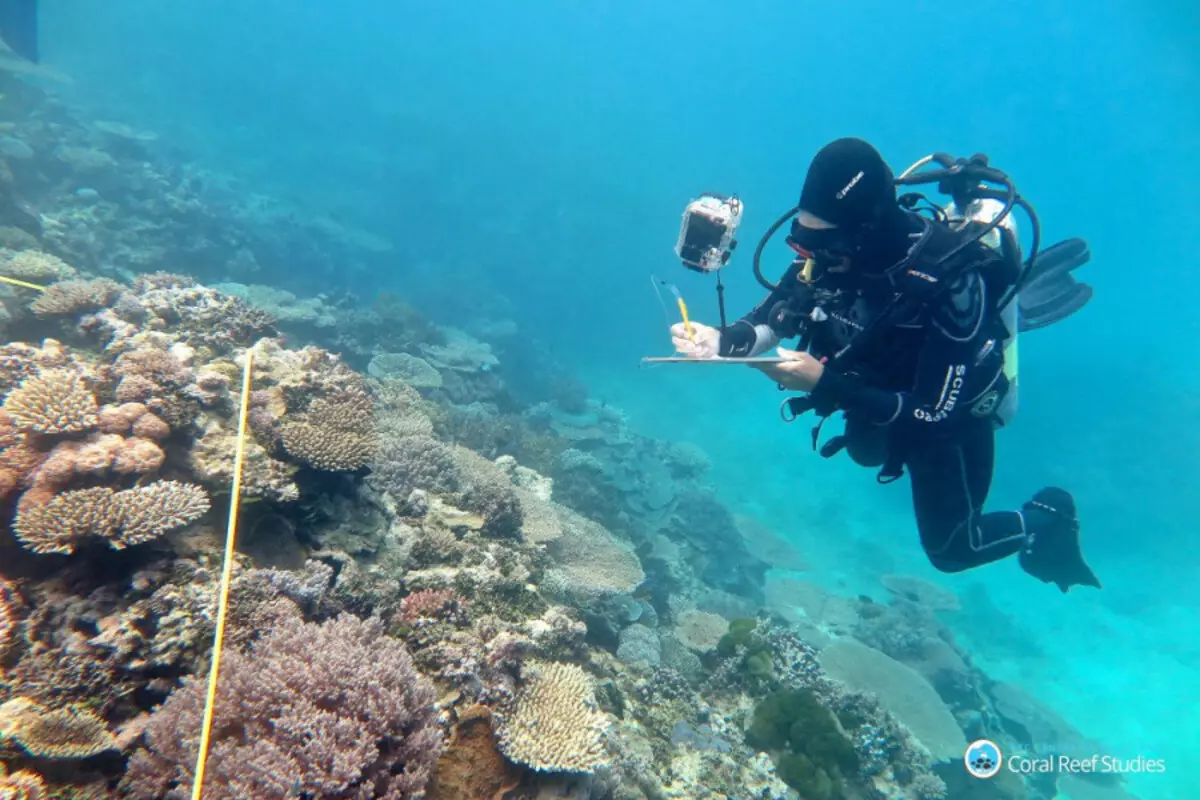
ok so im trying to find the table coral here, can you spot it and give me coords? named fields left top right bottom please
left=11, top=480, right=210, bottom=555
left=494, top=659, right=611, bottom=775
left=2, top=368, right=99, bottom=435
left=0, top=696, right=117, bottom=758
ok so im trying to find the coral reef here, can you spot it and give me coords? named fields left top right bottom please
left=0, top=78, right=1119, bottom=800
left=122, top=613, right=442, bottom=800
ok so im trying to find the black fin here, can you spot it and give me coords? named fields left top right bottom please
left=1019, top=488, right=1102, bottom=593
left=1018, top=281, right=1093, bottom=332
left=1017, top=238, right=1093, bottom=333
left=0, top=0, right=38, bottom=63
left=1024, top=238, right=1090, bottom=288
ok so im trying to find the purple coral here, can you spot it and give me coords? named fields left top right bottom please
left=121, top=613, right=442, bottom=800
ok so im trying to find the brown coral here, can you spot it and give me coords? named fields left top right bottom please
left=280, top=391, right=377, bottom=471
left=2, top=369, right=99, bottom=435
left=113, top=480, right=211, bottom=548
left=0, top=578, right=18, bottom=657
left=111, top=436, right=166, bottom=474
left=1, top=250, right=77, bottom=282
left=425, top=706, right=523, bottom=800
left=97, top=402, right=148, bottom=433
left=0, top=696, right=117, bottom=759
left=0, top=765, right=47, bottom=800
left=11, top=480, right=210, bottom=555
left=28, top=278, right=122, bottom=317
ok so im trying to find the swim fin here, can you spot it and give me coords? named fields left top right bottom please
left=0, top=0, right=37, bottom=63
left=1017, top=238, right=1093, bottom=333
left=1018, top=487, right=1101, bottom=593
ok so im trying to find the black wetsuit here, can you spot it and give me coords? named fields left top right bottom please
left=720, top=213, right=1031, bottom=573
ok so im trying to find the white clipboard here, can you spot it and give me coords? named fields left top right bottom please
left=640, top=356, right=786, bottom=365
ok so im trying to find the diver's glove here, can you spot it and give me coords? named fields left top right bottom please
left=670, top=322, right=722, bottom=358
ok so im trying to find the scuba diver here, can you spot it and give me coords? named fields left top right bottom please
left=669, top=137, right=1100, bottom=593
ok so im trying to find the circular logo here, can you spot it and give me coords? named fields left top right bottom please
left=970, top=390, right=1000, bottom=418
left=965, top=739, right=1003, bottom=779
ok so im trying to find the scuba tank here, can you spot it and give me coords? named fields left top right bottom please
left=942, top=197, right=1021, bottom=427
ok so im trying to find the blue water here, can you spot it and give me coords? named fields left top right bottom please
left=43, top=1, right=1199, bottom=797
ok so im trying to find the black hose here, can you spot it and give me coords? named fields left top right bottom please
left=751, top=204, right=800, bottom=292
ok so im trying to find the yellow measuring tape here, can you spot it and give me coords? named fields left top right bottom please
left=0, top=275, right=46, bottom=292
left=190, top=345, right=255, bottom=800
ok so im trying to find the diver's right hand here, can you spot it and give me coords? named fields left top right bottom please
left=671, top=322, right=721, bottom=358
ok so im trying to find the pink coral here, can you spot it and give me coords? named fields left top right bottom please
left=72, top=434, right=124, bottom=473
left=114, top=375, right=156, bottom=403
left=113, top=437, right=165, bottom=474
left=122, top=613, right=441, bottom=800
left=400, top=589, right=467, bottom=625
left=98, top=402, right=148, bottom=434
left=130, top=412, right=169, bottom=440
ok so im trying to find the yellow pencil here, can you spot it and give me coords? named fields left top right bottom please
left=676, top=297, right=695, bottom=341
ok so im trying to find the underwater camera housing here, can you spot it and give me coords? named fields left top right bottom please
left=675, top=193, right=743, bottom=273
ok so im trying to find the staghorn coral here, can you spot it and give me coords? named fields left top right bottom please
left=494, top=659, right=611, bottom=774
left=400, top=588, right=467, bottom=626
left=280, top=390, right=377, bottom=471
left=11, top=480, right=210, bottom=555
left=122, top=613, right=442, bottom=800
left=2, top=369, right=99, bottom=435
left=0, top=696, right=117, bottom=758
left=0, top=411, right=45, bottom=501
left=28, top=278, right=122, bottom=318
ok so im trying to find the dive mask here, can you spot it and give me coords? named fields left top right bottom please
left=786, top=217, right=855, bottom=283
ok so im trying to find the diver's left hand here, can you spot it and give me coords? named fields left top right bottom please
left=749, top=347, right=825, bottom=392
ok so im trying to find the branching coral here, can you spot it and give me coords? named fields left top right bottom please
left=121, top=273, right=278, bottom=352
left=494, top=659, right=611, bottom=774
left=2, top=369, right=99, bottom=435
left=12, top=480, right=210, bottom=555
left=122, top=613, right=442, bottom=800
